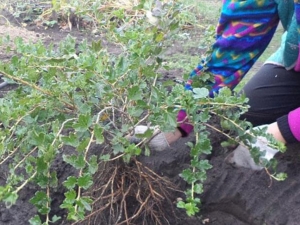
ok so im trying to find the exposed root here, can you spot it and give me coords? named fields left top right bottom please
left=74, top=158, right=182, bottom=225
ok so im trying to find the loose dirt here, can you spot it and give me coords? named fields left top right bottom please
left=1, top=8, right=300, bottom=225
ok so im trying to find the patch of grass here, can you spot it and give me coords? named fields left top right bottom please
left=178, top=0, right=221, bottom=24
left=174, top=0, right=221, bottom=33
left=163, top=1, right=222, bottom=77
left=257, top=24, right=283, bottom=63
left=196, top=0, right=222, bottom=22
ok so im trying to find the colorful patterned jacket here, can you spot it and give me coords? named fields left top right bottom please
left=178, top=0, right=300, bottom=141
left=185, top=0, right=300, bottom=96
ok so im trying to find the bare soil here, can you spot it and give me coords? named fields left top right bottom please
left=1, top=8, right=300, bottom=225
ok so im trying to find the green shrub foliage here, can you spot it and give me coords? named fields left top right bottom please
left=0, top=1, right=285, bottom=223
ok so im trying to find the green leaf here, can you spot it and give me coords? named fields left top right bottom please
left=63, top=154, right=76, bottom=167
left=61, top=134, right=80, bottom=147
left=29, top=191, right=50, bottom=215
left=3, top=191, right=18, bottom=208
left=197, top=110, right=210, bottom=123
left=194, top=171, right=207, bottom=182
left=122, top=153, right=131, bottom=163
left=51, top=215, right=61, bottom=223
left=193, top=88, right=209, bottom=99
left=177, top=200, right=185, bottom=209
left=73, top=114, right=92, bottom=132
left=35, top=174, right=49, bottom=188
left=44, top=145, right=56, bottom=163
left=88, top=155, right=98, bottom=174
left=29, top=131, right=46, bottom=146
left=30, top=191, right=48, bottom=205
left=63, top=176, right=77, bottom=189
left=113, top=144, right=124, bottom=155
left=144, top=145, right=151, bottom=156
left=199, top=139, right=212, bottom=154
left=218, top=87, right=232, bottom=97
left=91, top=40, right=102, bottom=52
left=128, top=86, right=142, bottom=100
left=29, top=215, right=42, bottom=225
left=180, top=169, right=195, bottom=184
left=128, top=107, right=144, bottom=117
left=75, top=155, right=86, bottom=169
left=100, top=154, right=110, bottom=161
left=94, top=124, right=104, bottom=144
left=199, top=160, right=212, bottom=170
left=36, top=157, right=48, bottom=174
left=194, top=183, right=203, bottom=194
left=78, top=174, right=93, bottom=189
left=78, top=102, right=92, bottom=114
left=65, top=190, right=76, bottom=203
left=77, top=138, right=90, bottom=153
left=155, top=32, right=164, bottom=42
left=63, top=154, right=85, bottom=169
left=26, top=163, right=34, bottom=174
left=185, top=202, right=199, bottom=216
left=78, top=197, right=92, bottom=211
left=163, top=113, right=177, bottom=128
left=169, top=21, right=179, bottom=31
left=274, top=172, right=288, bottom=181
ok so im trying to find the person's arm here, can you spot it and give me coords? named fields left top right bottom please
left=276, top=107, right=300, bottom=144
left=225, top=106, right=300, bottom=170
left=177, top=0, right=280, bottom=137
left=237, top=105, right=300, bottom=150
left=267, top=122, right=286, bottom=144
left=186, top=0, right=280, bottom=96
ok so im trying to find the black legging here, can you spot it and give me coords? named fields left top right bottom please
left=239, top=64, right=300, bottom=129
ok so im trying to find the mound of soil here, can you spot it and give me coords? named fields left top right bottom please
left=1, top=8, right=300, bottom=225
left=138, top=133, right=300, bottom=225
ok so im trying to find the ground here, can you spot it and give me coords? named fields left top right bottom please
left=1, top=8, right=300, bottom=225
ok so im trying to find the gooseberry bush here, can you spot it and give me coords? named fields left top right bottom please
left=0, top=0, right=286, bottom=224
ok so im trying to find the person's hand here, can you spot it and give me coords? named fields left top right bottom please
left=127, top=125, right=182, bottom=151
left=225, top=130, right=279, bottom=171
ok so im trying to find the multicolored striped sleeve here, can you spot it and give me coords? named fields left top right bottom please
left=185, top=0, right=279, bottom=97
